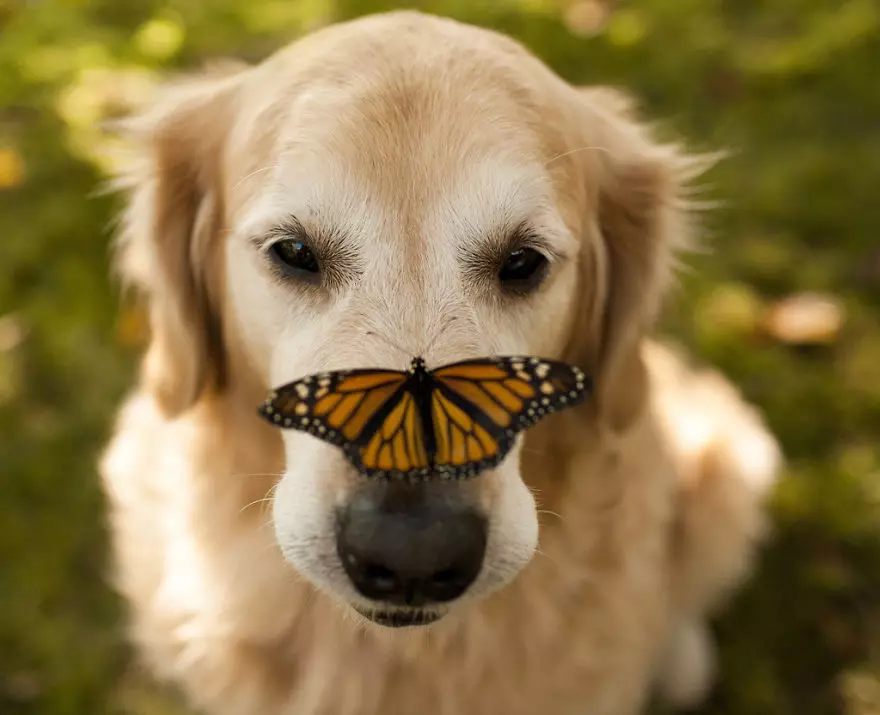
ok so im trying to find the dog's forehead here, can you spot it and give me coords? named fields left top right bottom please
left=261, top=77, right=558, bottom=252
left=286, top=73, right=543, bottom=177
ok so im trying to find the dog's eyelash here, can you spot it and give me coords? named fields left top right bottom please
left=475, top=223, right=561, bottom=266
left=507, top=224, right=554, bottom=257
left=265, top=217, right=312, bottom=245
left=253, top=217, right=361, bottom=289
left=460, top=222, right=559, bottom=291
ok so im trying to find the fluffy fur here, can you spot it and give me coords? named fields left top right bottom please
left=101, top=11, right=781, bottom=715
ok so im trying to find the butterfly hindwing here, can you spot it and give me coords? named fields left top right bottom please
left=347, top=390, right=432, bottom=479
left=429, top=383, right=512, bottom=478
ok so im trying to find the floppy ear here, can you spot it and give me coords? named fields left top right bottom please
left=574, top=87, right=712, bottom=433
left=113, top=66, right=245, bottom=416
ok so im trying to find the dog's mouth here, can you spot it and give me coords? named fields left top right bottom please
left=354, top=606, right=444, bottom=628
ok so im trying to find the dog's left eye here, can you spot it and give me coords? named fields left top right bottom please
left=269, top=239, right=321, bottom=277
left=498, top=247, right=548, bottom=293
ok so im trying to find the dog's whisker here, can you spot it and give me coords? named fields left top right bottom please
left=544, top=144, right=610, bottom=168
left=240, top=496, right=275, bottom=515
left=533, top=546, right=562, bottom=570
left=240, top=478, right=284, bottom=516
left=232, top=165, right=276, bottom=195
left=255, top=517, right=275, bottom=536
left=231, top=472, right=286, bottom=480
left=519, top=446, right=551, bottom=457
left=536, top=508, right=565, bottom=524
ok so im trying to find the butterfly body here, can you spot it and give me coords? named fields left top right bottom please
left=259, top=355, right=590, bottom=481
left=404, top=357, right=440, bottom=463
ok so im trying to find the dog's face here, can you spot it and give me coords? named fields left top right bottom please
left=226, top=50, right=586, bottom=624
left=118, top=12, right=694, bottom=627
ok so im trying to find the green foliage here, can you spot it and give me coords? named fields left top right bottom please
left=1, top=0, right=878, bottom=713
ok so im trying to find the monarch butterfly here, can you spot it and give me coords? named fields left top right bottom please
left=258, top=355, right=591, bottom=481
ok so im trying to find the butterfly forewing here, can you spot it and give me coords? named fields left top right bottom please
left=259, top=369, right=408, bottom=448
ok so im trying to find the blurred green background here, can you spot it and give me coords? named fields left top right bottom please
left=1, top=0, right=879, bottom=713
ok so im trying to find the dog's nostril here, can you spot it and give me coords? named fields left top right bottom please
left=420, top=566, right=476, bottom=604
left=363, top=563, right=397, bottom=593
left=431, top=568, right=459, bottom=586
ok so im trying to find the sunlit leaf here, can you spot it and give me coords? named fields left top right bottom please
left=840, top=669, right=880, bottom=715
left=694, top=282, right=764, bottom=342
left=116, top=305, right=149, bottom=349
left=563, top=0, right=609, bottom=38
left=761, top=292, right=845, bottom=346
left=134, top=16, right=186, bottom=61
left=0, top=147, right=25, bottom=189
left=604, top=8, right=646, bottom=47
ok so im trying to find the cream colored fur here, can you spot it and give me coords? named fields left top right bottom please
left=101, top=11, right=781, bottom=715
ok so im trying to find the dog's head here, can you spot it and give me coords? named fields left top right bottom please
left=115, top=12, right=702, bottom=627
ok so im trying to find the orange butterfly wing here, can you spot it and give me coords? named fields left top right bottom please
left=259, top=368, right=432, bottom=479
left=259, top=356, right=590, bottom=481
left=429, top=356, right=590, bottom=478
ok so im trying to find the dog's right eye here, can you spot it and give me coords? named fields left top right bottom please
left=269, top=238, right=321, bottom=277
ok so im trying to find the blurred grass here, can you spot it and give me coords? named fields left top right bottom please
left=1, top=0, right=879, bottom=713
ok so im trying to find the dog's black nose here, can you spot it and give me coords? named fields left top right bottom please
left=336, top=482, right=487, bottom=606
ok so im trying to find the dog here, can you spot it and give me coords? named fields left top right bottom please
left=100, top=10, right=781, bottom=715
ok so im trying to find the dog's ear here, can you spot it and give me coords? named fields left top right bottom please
left=113, top=66, right=245, bottom=417
left=573, top=87, right=712, bottom=433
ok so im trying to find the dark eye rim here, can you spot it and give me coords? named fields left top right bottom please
left=269, top=238, right=320, bottom=271
left=264, top=222, right=323, bottom=283
left=497, top=244, right=551, bottom=295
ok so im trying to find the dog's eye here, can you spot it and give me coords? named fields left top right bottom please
left=498, top=247, right=548, bottom=293
left=270, top=239, right=320, bottom=276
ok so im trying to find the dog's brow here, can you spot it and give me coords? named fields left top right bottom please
left=468, top=222, right=562, bottom=266
left=247, top=215, right=310, bottom=249
left=247, top=215, right=345, bottom=259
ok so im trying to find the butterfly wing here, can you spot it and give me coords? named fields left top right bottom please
left=429, top=356, right=591, bottom=478
left=258, top=368, right=432, bottom=480
left=259, top=356, right=590, bottom=480
left=346, top=388, right=433, bottom=480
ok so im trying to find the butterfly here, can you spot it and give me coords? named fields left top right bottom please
left=258, top=355, right=591, bottom=481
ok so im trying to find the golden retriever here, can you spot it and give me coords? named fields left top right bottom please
left=100, top=10, right=781, bottom=715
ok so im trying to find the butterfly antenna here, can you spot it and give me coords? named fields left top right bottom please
left=422, top=316, right=458, bottom=358
left=363, top=329, right=411, bottom=360
left=364, top=315, right=459, bottom=364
